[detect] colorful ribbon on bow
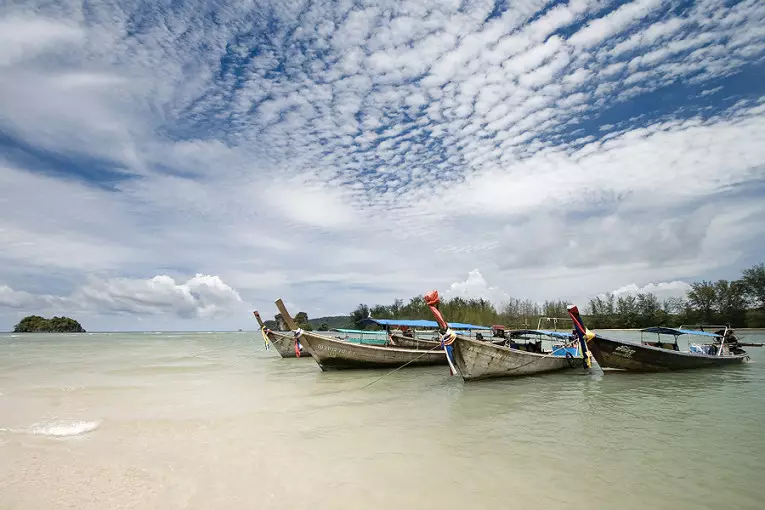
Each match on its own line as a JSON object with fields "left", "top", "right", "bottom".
{"left": 567, "top": 305, "right": 594, "bottom": 369}
{"left": 424, "top": 290, "right": 459, "bottom": 376}
{"left": 260, "top": 325, "right": 271, "bottom": 350}
{"left": 439, "top": 328, "right": 458, "bottom": 375}
{"left": 293, "top": 328, "right": 303, "bottom": 358}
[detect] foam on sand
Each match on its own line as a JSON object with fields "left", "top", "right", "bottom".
{"left": 28, "top": 420, "right": 101, "bottom": 437}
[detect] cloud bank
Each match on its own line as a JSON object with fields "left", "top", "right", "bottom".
{"left": 1, "top": 275, "right": 243, "bottom": 321}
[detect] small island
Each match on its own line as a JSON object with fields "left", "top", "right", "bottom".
{"left": 13, "top": 315, "right": 86, "bottom": 333}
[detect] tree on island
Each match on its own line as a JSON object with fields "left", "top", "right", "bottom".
{"left": 13, "top": 315, "right": 86, "bottom": 333}
{"left": 294, "top": 311, "right": 313, "bottom": 331}
{"left": 272, "top": 311, "right": 313, "bottom": 331}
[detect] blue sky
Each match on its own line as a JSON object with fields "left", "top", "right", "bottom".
{"left": 1, "top": 0, "right": 764, "bottom": 331}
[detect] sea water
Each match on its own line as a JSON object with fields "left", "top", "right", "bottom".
{"left": 1, "top": 331, "right": 764, "bottom": 509}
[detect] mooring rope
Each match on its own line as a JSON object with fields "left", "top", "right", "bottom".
{"left": 363, "top": 332, "right": 589, "bottom": 389}
{"left": 359, "top": 343, "right": 444, "bottom": 390}
{"left": 496, "top": 337, "right": 590, "bottom": 372}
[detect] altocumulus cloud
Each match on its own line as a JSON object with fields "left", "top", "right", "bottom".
{"left": 0, "top": 0, "right": 764, "bottom": 329}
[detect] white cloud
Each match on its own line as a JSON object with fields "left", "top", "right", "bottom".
{"left": 0, "top": 0, "right": 764, "bottom": 329}
{"left": 699, "top": 86, "right": 723, "bottom": 97}
{"left": 569, "top": 0, "right": 662, "bottom": 48}
{"left": 0, "top": 274, "right": 244, "bottom": 319}
{"left": 261, "top": 180, "right": 360, "bottom": 230}
{"left": 74, "top": 274, "right": 243, "bottom": 318}
{"left": 610, "top": 281, "right": 692, "bottom": 300}
{"left": 0, "top": 16, "right": 84, "bottom": 67}
{"left": 443, "top": 270, "right": 511, "bottom": 306}
{"left": 0, "top": 285, "right": 49, "bottom": 309}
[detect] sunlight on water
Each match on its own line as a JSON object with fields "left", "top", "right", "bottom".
{"left": 0, "top": 331, "right": 763, "bottom": 509}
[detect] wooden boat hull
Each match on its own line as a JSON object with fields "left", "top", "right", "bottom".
{"left": 588, "top": 335, "right": 748, "bottom": 371}
{"left": 389, "top": 334, "right": 507, "bottom": 350}
{"left": 452, "top": 336, "right": 576, "bottom": 381}
{"left": 297, "top": 331, "right": 446, "bottom": 370}
{"left": 267, "top": 331, "right": 312, "bottom": 358}
{"left": 389, "top": 334, "right": 442, "bottom": 350}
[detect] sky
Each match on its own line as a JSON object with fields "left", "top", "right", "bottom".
{"left": 1, "top": 0, "right": 764, "bottom": 331}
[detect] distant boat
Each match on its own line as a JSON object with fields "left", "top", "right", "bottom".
{"left": 567, "top": 306, "right": 749, "bottom": 372}
{"left": 252, "top": 311, "right": 312, "bottom": 358}
{"left": 331, "top": 328, "right": 390, "bottom": 346}
{"left": 274, "top": 300, "right": 447, "bottom": 370}
{"left": 423, "top": 291, "right": 587, "bottom": 381}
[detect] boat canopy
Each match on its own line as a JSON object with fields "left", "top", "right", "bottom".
{"left": 359, "top": 318, "right": 490, "bottom": 330}
{"left": 641, "top": 326, "right": 721, "bottom": 338}
{"left": 509, "top": 329, "right": 573, "bottom": 340}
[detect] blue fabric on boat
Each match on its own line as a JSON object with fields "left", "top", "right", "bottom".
{"left": 511, "top": 329, "right": 573, "bottom": 340}
{"left": 642, "top": 326, "right": 720, "bottom": 338}
{"left": 689, "top": 344, "right": 715, "bottom": 354}
{"left": 359, "top": 318, "right": 490, "bottom": 330}
{"left": 550, "top": 346, "right": 580, "bottom": 357}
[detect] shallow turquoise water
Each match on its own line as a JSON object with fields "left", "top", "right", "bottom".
{"left": 1, "top": 331, "right": 763, "bottom": 509}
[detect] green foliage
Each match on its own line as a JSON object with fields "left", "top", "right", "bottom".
{"left": 318, "top": 323, "right": 329, "bottom": 331}
{"left": 330, "top": 263, "right": 765, "bottom": 331}
{"left": 714, "top": 280, "right": 748, "bottom": 326}
{"left": 351, "top": 296, "right": 504, "bottom": 330}
{"left": 294, "top": 311, "right": 313, "bottom": 331}
{"left": 305, "top": 315, "right": 351, "bottom": 330}
{"left": 584, "top": 265, "right": 765, "bottom": 328}
{"left": 742, "top": 263, "right": 765, "bottom": 310}
{"left": 349, "top": 304, "right": 371, "bottom": 329}
{"left": 500, "top": 298, "right": 543, "bottom": 327}
{"left": 270, "top": 312, "right": 312, "bottom": 330}
{"left": 687, "top": 281, "right": 717, "bottom": 323}
{"left": 587, "top": 294, "right": 616, "bottom": 328}
{"left": 746, "top": 309, "right": 765, "bottom": 328}
{"left": 13, "top": 315, "right": 85, "bottom": 333}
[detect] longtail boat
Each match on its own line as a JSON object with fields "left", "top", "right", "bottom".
{"left": 423, "top": 291, "right": 588, "bottom": 381}
{"left": 567, "top": 306, "right": 749, "bottom": 372}
{"left": 252, "top": 311, "right": 311, "bottom": 358}
{"left": 274, "top": 299, "right": 447, "bottom": 370}
{"left": 361, "top": 317, "right": 496, "bottom": 350}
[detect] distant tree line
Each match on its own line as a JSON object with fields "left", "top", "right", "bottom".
{"left": 263, "top": 313, "right": 347, "bottom": 331}
{"left": 348, "top": 263, "right": 765, "bottom": 330}
{"left": 349, "top": 296, "right": 572, "bottom": 330}
{"left": 587, "top": 264, "right": 764, "bottom": 328}
{"left": 14, "top": 315, "right": 86, "bottom": 333}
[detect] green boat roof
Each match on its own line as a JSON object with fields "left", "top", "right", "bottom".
{"left": 332, "top": 328, "right": 388, "bottom": 335}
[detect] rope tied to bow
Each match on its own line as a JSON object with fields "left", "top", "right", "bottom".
{"left": 440, "top": 329, "right": 456, "bottom": 346}
{"left": 424, "top": 290, "right": 459, "bottom": 376}
{"left": 293, "top": 328, "right": 304, "bottom": 357}
{"left": 260, "top": 325, "right": 271, "bottom": 350}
